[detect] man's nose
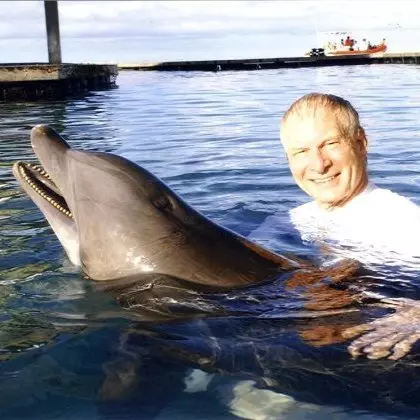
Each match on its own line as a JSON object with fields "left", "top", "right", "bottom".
{"left": 308, "top": 148, "right": 331, "bottom": 173}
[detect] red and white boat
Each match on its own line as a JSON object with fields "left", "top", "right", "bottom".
{"left": 306, "top": 31, "right": 387, "bottom": 57}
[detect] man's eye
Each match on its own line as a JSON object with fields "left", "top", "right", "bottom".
{"left": 293, "top": 150, "right": 306, "bottom": 156}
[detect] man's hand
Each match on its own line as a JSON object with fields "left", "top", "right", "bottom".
{"left": 342, "top": 298, "right": 420, "bottom": 360}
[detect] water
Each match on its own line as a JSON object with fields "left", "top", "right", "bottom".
{"left": 1, "top": 65, "right": 420, "bottom": 419}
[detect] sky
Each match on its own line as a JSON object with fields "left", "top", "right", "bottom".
{"left": 0, "top": 1, "right": 417, "bottom": 64}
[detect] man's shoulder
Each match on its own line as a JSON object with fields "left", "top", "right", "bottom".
{"left": 289, "top": 200, "right": 319, "bottom": 222}
{"left": 367, "top": 185, "right": 420, "bottom": 212}
{"left": 290, "top": 200, "right": 318, "bottom": 213}
{"left": 289, "top": 184, "right": 420, "bottom": 225}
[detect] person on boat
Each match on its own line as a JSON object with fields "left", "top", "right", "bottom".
{"left": 249, "top": 93, "right": 420, "bottom": 360}
{"left": 359, "top": 38, "right": 368, "bottom": 51}
{"left": 344, "top": 36, "right": 352, "bottom": 47}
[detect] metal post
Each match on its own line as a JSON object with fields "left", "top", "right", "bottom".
{"left": 44, "top": 1, "right": 62, "bottom": 64}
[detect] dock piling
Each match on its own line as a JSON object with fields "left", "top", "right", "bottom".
{"left": 44, "top": 0, "right": 62, "bottom": 64}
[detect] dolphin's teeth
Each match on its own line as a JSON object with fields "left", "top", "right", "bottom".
{"left": 18, "top": 162, "right": 73, "bottom": 219}
{"left": 25, "top": 162, "right": 51, "bottom": 179}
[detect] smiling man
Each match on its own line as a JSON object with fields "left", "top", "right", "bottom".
{"left": 276, "top": 93, "right": 420, "bottom": 360}
{"left": 281, "top": 93, "right": 368, "bottom": 210}
{"left": 279, "top": 93, "right": 420, "bottom": 258}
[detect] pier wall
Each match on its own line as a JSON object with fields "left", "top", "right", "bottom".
{"left": 0, "top": 64, "right": 118, "bottom": 101}
{"left": 119, "top": 53, "right": 420, "bottom": 72}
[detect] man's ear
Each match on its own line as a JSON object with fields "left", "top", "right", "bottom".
{"left": 357, "top": 127, "right": 368, "bottom": 153}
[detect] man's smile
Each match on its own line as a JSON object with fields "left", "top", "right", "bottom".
{"left": 311, "top": 173, "right": 340, "bottom": 184}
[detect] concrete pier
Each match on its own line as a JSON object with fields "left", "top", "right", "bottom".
{"left": 0, "top": 63, "right": 118, "bottom": 101}
{"left": 119, "top": 52, "right": 420, "bottom": 72}
{"left": 0, "top": 1, "right": 118, "bottom": 102}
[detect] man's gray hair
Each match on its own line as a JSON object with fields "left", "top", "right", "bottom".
{"left": 281, "top": 93, "right": 363, "bottom": 143}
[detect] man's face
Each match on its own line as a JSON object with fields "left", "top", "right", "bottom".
{"left": 282, "top": 110, "right": 368, "bottom": 209}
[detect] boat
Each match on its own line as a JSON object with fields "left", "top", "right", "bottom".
{"left": 305, "top": 31, "right": 387, "bottom": 57}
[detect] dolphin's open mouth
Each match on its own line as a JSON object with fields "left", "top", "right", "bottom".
{"left": 13, "top": 161, "right": 73, "bottom": 218}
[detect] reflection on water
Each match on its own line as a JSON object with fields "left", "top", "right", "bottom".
{"left": 1, "top": 66, "right": 420, "bottom": 419}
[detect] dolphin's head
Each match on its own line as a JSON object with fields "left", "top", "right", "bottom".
{"left": 13, "top": 125, "right": 207, "bottom": 281}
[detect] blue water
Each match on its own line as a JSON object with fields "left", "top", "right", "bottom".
{"left": 1, "top": 65, "right": 420, "bottom": 419}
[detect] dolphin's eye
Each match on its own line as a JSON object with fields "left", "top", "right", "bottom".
{"left": 152, "top": 195, "right": 173, "bottom": 213}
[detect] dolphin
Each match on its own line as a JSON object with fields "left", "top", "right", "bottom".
{"left": 12, "top": 125, "right": 365, "bottom": 317}
{"left": 13, "top": 125, "right": 300, "bottom": 284}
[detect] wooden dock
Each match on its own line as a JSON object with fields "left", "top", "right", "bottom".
{"left": 119, "top": 53, "right": 420, "bottom": 72}
{"left": 0, "top": 63, "right": 118, "bottom": 101}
